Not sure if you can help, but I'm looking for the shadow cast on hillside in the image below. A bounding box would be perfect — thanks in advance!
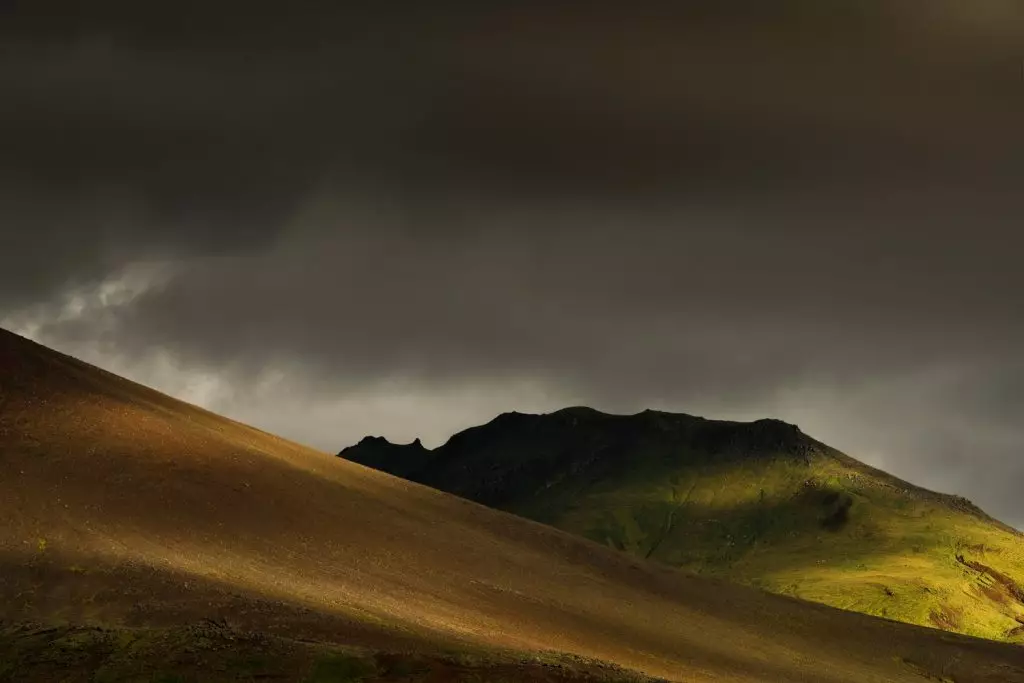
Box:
[0,555,931,683]
[0,550,432,654]
[2,546,1024,683]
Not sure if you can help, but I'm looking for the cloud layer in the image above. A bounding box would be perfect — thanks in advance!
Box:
[3,4,1023,526]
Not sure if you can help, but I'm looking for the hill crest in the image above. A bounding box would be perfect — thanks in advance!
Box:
[6,326,1024,681]
[339,406,988,516]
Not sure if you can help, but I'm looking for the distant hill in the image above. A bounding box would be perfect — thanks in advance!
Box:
[339,406,1024,643]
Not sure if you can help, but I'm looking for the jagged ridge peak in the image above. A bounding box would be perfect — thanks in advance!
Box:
[348,435,426,448]
[339,409,827,499]
[338,436,429,476]
[343,406,812,448]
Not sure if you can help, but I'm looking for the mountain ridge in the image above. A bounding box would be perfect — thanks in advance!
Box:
[339,405,1024,642]
[340,406,999,524]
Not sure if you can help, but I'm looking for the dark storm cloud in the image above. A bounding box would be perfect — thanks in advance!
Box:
[0,7,432,308]
[2,4,1024,524]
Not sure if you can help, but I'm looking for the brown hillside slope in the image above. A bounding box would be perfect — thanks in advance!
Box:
[1,328,1023,683]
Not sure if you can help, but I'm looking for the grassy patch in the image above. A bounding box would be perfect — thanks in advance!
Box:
[897,657,958,682]
[0,621,665,683]
[305,653,377,682]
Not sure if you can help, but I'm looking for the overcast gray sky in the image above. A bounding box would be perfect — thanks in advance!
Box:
[2,3,1023,527]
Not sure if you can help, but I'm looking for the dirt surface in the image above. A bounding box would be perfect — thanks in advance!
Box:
[4,327,1024,682]
[0,621,658,682]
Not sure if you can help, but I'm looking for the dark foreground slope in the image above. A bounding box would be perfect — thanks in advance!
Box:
[3,329,1024,682]
[340,407,1024,643]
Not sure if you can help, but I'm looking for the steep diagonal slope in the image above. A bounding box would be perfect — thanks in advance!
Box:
[339,406,1024,643]
[3,329,1024,682]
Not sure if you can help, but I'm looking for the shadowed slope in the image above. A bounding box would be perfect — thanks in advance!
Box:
[3,329,1024,682]
[339,406,1024,643]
